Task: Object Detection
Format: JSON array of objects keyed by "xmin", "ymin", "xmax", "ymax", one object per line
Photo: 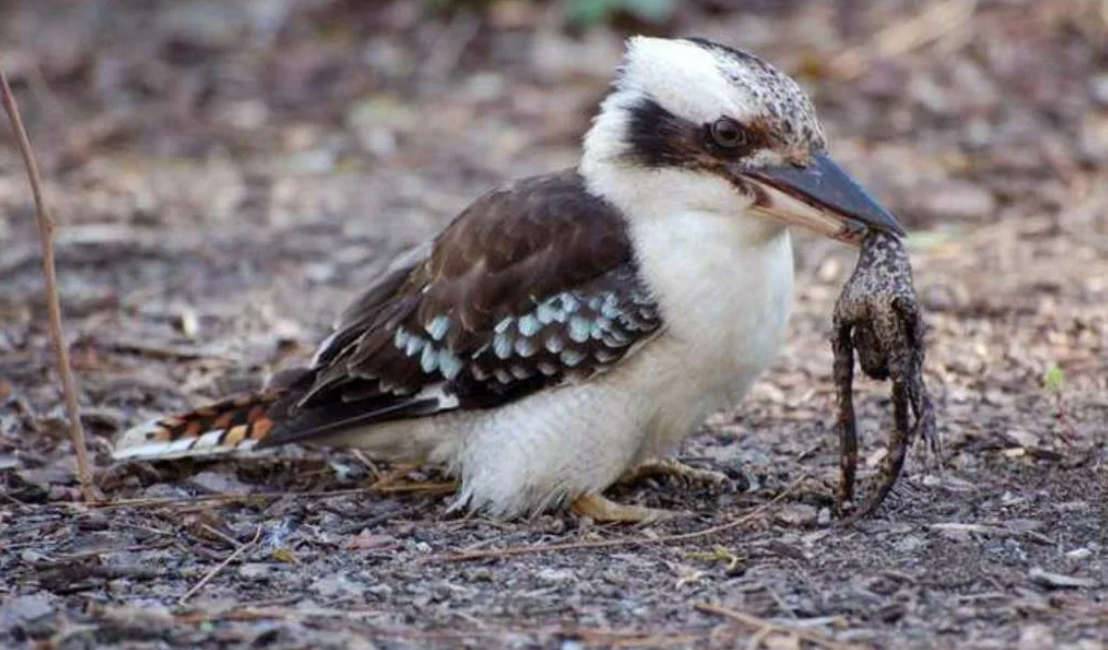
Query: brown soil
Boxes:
[{"xmin": 2, "ymin": 1, "xmax": 1106, "ymax": 648}]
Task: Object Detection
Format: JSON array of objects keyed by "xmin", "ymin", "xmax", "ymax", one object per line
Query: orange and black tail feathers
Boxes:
[{"xmin": 112, "ymin": 391, "xmax": 286, "ymax": 461}]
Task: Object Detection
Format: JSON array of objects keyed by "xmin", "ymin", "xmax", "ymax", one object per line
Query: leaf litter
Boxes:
[{"xmin": 2, "ymin": 1, "xmax": 1107, "ymax": 649}]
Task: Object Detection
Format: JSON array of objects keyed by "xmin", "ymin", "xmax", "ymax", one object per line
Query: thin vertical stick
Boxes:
[{"xmin": 0, "ymin": 68, "xmax": 96, "ymax": 501}]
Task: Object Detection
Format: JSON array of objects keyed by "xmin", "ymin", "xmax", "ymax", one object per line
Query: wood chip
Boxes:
[{"xmin": 1028, "ymin": 567, "xmax": 1097, "ymax": 590}]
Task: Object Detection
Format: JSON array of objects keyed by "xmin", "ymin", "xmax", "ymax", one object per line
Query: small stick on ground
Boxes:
[
  {"xmin": 79, "ymin": 483, "xmax": 426, "ymax": 511},
  {"xmin": 178, "ymin": 525, "xmax": 261, "ymax": 605},
  {"xmin": 425, "ymin": 476, "xmax": 806, "ymax": 564},
  {"xmin": 696, "ymin": 603, "xmax": 872, "ymax": 650},
  {"xmin": 829, "ymin": 0, "xmax": 978, "ymax": 80},
  {"xmin": 0, "ymin": 68, "xmax": 96, "ymax": 502},
  {"xmin": 372, "ymin": 481, "xmax": 457, "ymax": 495}
]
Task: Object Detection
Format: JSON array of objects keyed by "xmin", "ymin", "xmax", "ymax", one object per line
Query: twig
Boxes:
[
  {"xmin": 68, "ymin": 479, "xmax": 452, "ymax": 511},
  {"xmin": 198, "ymin": 523, "xmax": 247, "ymax": 550},
  {"xmin": 174, "ymin": 604, "xmax": 387, "ymax": 624},
  {"xmin": 926, "ymin": 522, "xmax": 1054, "ymax": 545},
  {"xmin": 425, "ymin": 476, "xmax": 806, "ymax": 564},
  {"xmin": 0, "ymin": 68, "xmax": 95, "ymax": 502},
  {"xmin": 337, "ymin": 504, "xmax": 429, "ymax": 535},
  {"xmin": 97, "ymin": 338, "xmax": 241, "ymax": 363},
  {"xmin": 1, "ymin": 491, "xmax": 28, "ymax": 506},
  {"xmin": 373, "ymin": 481, "xmax": 457, "ymax": 495},
  {"xmin": 420, "ymin": 9, "xmax": 481, "ymax": 83},
  {"xmin": 829, "ymin": 0, "xmax": 978, "ymax": 80},
  {"xmin": 77, "ymin": 484, "xmax": 389, "ymax": 510},
  {"xmin": 178, "ymin": 525, "xmax": 261, "ymax": 605},
  {"xmin": 696, "ymin": 603, "xmax": 872, "ymax": 650},
  {"xmin": 575, "ymin": 628, "xmax": 704, "ymax": 649},
  {"xmin": 171, "ymin": 606, "xmax": 706, "ymax": 648}
]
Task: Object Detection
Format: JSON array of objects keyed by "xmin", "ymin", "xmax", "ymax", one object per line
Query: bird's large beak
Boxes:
[{"xmin": 738, "ymin": 153, "xmax": 905, "ymax": 244}]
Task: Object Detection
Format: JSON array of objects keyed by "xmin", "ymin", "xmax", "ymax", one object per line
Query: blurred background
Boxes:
[
  {"xmin": 2, "ymin": 0, "xmax": 1105, "ymax": 433},
  {"xmin": 1, "ymin": 2, "xmax": 1107, "ymax": 648}
]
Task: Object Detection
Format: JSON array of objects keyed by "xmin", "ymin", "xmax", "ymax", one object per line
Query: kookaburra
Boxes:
[{"xmin": 114, "ymin": 36, "xmax": 904, "ymax": 522}]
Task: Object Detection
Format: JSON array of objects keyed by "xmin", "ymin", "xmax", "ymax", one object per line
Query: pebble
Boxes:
[
  {"xmin": 365, "ymin": 584, "xmax": 394, "ymax": 598},
  {"xmin": 775, "ymin": 504, "xmax": 819, "ymax": 527},
  {"xmin": 0, "ymin": 594, "xmax": 54, "ymax": 629},
  {"xmin": 1018, "ymin": 623, "xmax": 1055, "ymax": 650},
  {"xmin": 189, "ymin": 471, "xmax": 253, "ymax": 496},
  {"xmin": 310, "ymin": 573, "xmax": 364, "ymax": 599},
  {"xmin": 537, "ymin": 568, "xmax": 574, "ymax": 583},
  {"xmin": 237, "ymin": 563, "xmax": 274, "ymax": 580},
  {"xmin": 1065, "ymin": 548, "xmax": 1093, "ymax": 561},
  {"xmin": 894, "ymin": 535, "xmax": 927, "ymax": 554},
  {"xmin": 1090, "ymin": 73, "xmax": 1108, "ymax": 106}
]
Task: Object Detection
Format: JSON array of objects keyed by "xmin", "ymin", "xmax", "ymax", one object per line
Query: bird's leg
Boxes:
[
  {"xmin": 619, "ymin": 458, "xmax": 730, "ymax": 489},
  {"xmin": 571, "ymin": 493, "xmax": 677, "ymax": 524}
]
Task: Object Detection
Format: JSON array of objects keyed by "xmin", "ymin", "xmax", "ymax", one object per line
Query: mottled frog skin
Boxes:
[{"xmin": 832, "ymin": 230, "xmax": 938, "ymax": 522}]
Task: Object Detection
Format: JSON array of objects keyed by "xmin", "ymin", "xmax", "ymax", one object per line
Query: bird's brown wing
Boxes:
[{"xmin": 259, "ymin": 170, "xmax": 663, "ymax": 447}]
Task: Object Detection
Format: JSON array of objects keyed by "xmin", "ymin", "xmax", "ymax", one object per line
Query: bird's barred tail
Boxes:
[{"xmin": 112, "ymin": 391, "xmax": 286, "ymax": 461}]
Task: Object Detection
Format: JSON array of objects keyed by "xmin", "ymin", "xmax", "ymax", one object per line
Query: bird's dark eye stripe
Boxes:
[{"xmin": 623, "ymin": 97, "xmax": 696, "ymax": 169}]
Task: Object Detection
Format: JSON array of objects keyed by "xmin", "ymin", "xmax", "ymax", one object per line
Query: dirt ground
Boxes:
[{"xmin": 1, "ymin": 1, "xmax": 1107, "ymax": 648}]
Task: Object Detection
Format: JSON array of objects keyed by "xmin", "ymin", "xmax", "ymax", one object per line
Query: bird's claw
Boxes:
[
  {"xmin": 571, "ymin": 493, "xmax": 685, "ymax": 524},
  {"xmin": 619, "ymin": 458, "xmax": 733, "ymax": 492},
  {"xmin": 831, "ymin": 231, "xmax": 939, "ymax": 523}
]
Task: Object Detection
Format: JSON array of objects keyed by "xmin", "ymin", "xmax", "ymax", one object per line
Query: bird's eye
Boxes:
[{"xmin": 709, "ymin": 118, "xmax": 746, "ymax": 149}]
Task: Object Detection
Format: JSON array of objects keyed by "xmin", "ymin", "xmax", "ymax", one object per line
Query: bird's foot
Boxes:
[
  {"xmin": 368, "ymin": 462, "xmax": 420, "ymax": 491},
  {"xmin": 620, "ymin": 458, "xmax": 731, "ymax": 491},
  {"xmin": 369, "ymin": 463, "xmax": 457, "ymax": 495},
  {"xmin": 571, "ymin": 493, "xmax": 679, "ymax": 524}
]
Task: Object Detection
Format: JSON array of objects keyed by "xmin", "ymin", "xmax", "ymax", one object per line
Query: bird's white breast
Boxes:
[{"xmin": 627, "ymin": 207, "xmax": 795, "ymax": 450}]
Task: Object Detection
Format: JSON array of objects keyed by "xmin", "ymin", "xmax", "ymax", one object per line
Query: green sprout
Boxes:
[
  {"xmin": 421, "ymin": 0, "xmax": 676, "ymax": 28},
  {"xmin": 1043, "ymin": 364, "xmax": 1065, "ymax": 395},
  {"xmin": 565, "ymin": 0, "xmax": 676, "ymax": 27}
]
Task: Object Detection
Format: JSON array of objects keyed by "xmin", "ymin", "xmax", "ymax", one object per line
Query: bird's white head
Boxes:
[{"xmin": 581, "ymin": 36, "xmax": 902, "ymax": 243}]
